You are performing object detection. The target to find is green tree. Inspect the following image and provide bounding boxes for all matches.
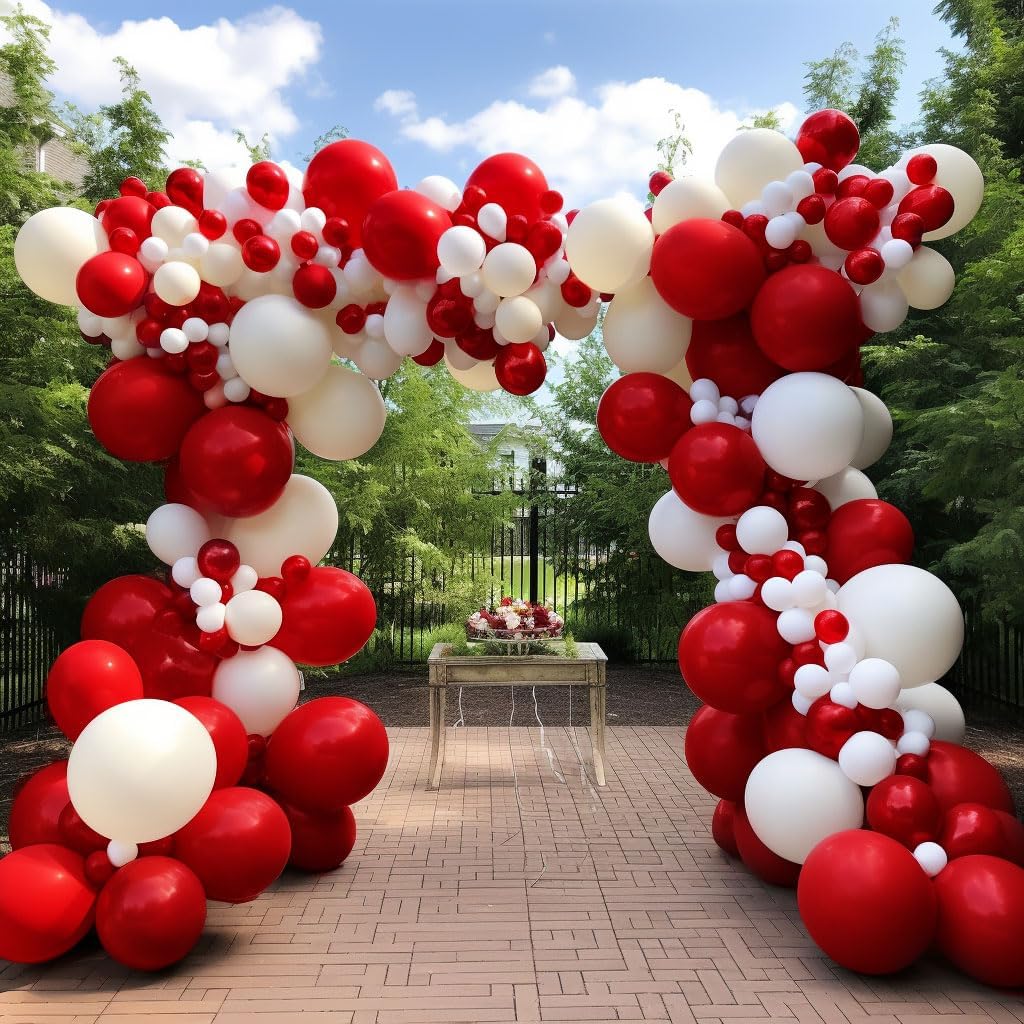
[234,129,271,163]
[303,123,349,162]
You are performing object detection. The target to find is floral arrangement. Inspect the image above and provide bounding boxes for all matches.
[466,597,564,641]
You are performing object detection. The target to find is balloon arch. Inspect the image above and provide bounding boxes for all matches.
[4,110,1022,985]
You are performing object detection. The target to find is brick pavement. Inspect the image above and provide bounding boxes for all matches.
[1,724,1022,1023]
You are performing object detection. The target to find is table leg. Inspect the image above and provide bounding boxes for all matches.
[429,687,447,790]
[590,683,607,787]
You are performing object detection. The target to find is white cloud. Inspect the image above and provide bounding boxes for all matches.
[527,66,575,100]
[374,89,418,120]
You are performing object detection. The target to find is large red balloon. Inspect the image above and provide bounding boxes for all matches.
[81,574,171,649]
[685,315,784,400]
[678,603,789,714]
[760,698,809,753]
[733,806,801,887]
[76,250,148,317]
[924,741,1014,814]
[302,139,398,247]
[933,855,1024,987]
[495,343,546,396]
[750,265,863,372]
[178,406,293,518]
[650,218,764,321]
[865,774,941,849]
[88,358,206,462]
[995,810,1024,867]
[46,639,143,740]
[711,799,739,857]
[174,696,249,789]
[0,844,96,963]
[270,566,377,667]
[596,373,692,463]
[266,696,389,815]
[361,190,452,281]
[939,802,1009,860]
[129,621,218,701]
[824,499,914,585]
[798,830,937,974]
[668,423,766,517]
[684,706,765,802]
[795,110,860,171]
[95,856,207,971]
[464,153,549,222]
[283,802,358,873]
[164,454,216,514]
[8,761,68,850]
[100,195,155,239]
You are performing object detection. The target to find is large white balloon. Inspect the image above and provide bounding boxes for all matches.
[714,129,803,208]
[751,373,865,481]
[212,647,300,736]
[896,682,966,743]
[837,564,965,688]
[146,503,212,565]
[223,474,338,577]
[860,279,909,333]
[603,277,692,373]
[67,699,216,844]
[652,178,731,234]
[15,207,108,306]
[662,357,694,390]
[850,388,893,470]
[564,198,654,293]
[229,295,333,397]
[648,491,731,572]
[907,143,984,240]
[813,466,877,508]
[444,352,500,392]
[898,247,956,310]
[383,285,432,356]
[743,748,865,864]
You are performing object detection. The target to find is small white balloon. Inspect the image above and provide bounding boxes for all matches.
[416,174,461,211]
[437,225,487,276]
[777,608,816,644]
[196,602,227,634]
[794,663,832,700]
[212,647,300,736]
[897,731,931,757]
[171,556,200,589]
[146,503,211,566]
[153,261,201,307]
[791,569,828,608]
[190,576,222,608]
[838,731,896,786]
[106,839,139,867]
[824,642,858,676]
[830,681,858,708]
[152,206,198,245]
[761,576,795,612]
[728,574,757,601]
[914,841,948,878]
[897,246,956,310]
[482,242,536,297]
[477,203,507,241]
[901,708,935,739]
[848,657,902,709]
[736,506,788,555]
[564,198,654,293]
[792,691,814,715]
[444,351,500,392]
[860,279,909,333]
[690,399,719,425]
[225,590,283,646]
[896,683,964,743]
[231,564,259,593]
[495,296,543,344]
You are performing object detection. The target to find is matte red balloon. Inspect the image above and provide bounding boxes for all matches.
[164,454,216,514]
[824,197,880,251]
[733,805,801,887]
[495,342,546,396]
[0,844,96,963]
[81,574,172,650]
[865,774,942,848]
[995,810,1024,867]
[266,696,389,814]
[711,799,739,857]
[933,855,1024,987]
[88,358,206,462]
[750,265,863,372]
[924,741,1014,814]
[939,802,1008,860]
[761,698,810,753]
[685,315,784,399]
[96,856,206,970]
[804,696,860,760]
[271,566,377,667]
[668,423,766,517]
[678,602,789,714]
[361,190,452,281]
[464,153,549,221]
[174,697,249,789]
[283,802,358,873]
[58,801,107,855]
[130,622,218,701]
[76,250,148,317]
[173,787,291,903]
[650,218,764,320]
[100,195,155,239]
[179,406,293,518]
[8,761,68,850]
[798,830,937,974]
[795,110,861,171]
[684,705,765,802]
[596,373,693,463]
[824,499,915,585]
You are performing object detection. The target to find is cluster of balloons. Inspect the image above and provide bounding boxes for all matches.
[580,111,1022,987]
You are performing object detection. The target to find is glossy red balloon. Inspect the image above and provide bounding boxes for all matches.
[924,741,1014,814]
[733,805,801,887]
[292,263,337,308]
[761,698,810,753]
[464,153,549,222]
[678,603,789,714]
[685,315,784,399]
[685,706,765,802]
[495,343,547,396]
[650,218,764,320]
[173,787,291,903]
[88,358,206,462]
[897,184,955,233]
[8,761,68,850]
[179,406,293,518]
[246,160,290,211]
[129,622,218,701]
[824,197,880,251]
[933,855,1024,987]
[668,423,766,517]
[804,696,860,760]
[283,802,358,872]
[0,844,96,963]
[939,802,1009,860]
[823,499,915,585]
[81,574,172,650]
[46,639,143,740]
[164,454,216,514]
[174,697,249,789]
[266,697,389,815]
[865,774,942,848]
[361,190,452,281]
[795,110,861,171]
[712,799,739,857]
[100,195,155,239]
[302,140,398,247]
[596,373,692,463]
[76,250,148,317]
[166,167,204,215]
[95,856,206,970]
[798,830,937,974]
[270,566,377,667]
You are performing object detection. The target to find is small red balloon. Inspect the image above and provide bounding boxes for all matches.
[8,761,68,850]
[824,197,880,251]
[684,705,765,802]
[685,315,784,400]
[761,698,810,753]
[412,337,445,366]
[596,373,693,464]
[711,799,739,857]
[362,189,452,281]
[166,167,204,215]
[668,423,765,517]
[76,251,148,317]
[495,343,546,396]
[283,802,358,873]
[844,247,884,285]
[865,774,942,848]
[824,499,915,585]
[939,802,1009,860]
[174,696,249,789]
[129,622,218,701]
[804,696,859,760]
[795,109,861,171]
[292,263,337,308]
[101,195,155,240]
[246,160,290,210]
[57,802,107,855]
[242,234,280,272]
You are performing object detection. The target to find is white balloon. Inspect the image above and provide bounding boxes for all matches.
[15,207,108,306]
[603,277,692,374]
[444,352,500,392]
[190,576,222,607]
[199,243,244,288]
[838,731,897,786]
[897,731,931,757]
[744,748,864,864]
[564,198,653,293]
[837,564,964,688]
[152,206,198,245]
[848,657,902,709]
[353,336,404,379]
[68,700,216,844]
[791,569,827,608]
[493,296,542,344]
[777,607,816,644]
[212,647,299,736]
[477,202,507,241]
[416,174,461,211]
[554,304,599,341]
[146,503,211,565]
[444,339,477,371]
[735,506,788,555]
[648,491,732,572]
[898,246,956,310]
[850,388,893,470]
[860,279,909,333]
[906,143,984,240]
[794,663,832,700]
[761,576,795,612]
[481,243,536,297]
[813,466,877,509]
[914,841,948,878]
[224,590,282,646]
[896,682,965,743]
[383,285,433,356]
[714,129,803,208]
[437,225,487,276]
[662,357,694,391]
[652,177,730,234]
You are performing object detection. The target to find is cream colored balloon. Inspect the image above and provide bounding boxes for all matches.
[287,363,387,461]
[525,279,562,323]
[353,336,404,379]
[495,296,543,344]
[715,129,803,207]
[897,246,956,310]
[603,277,692,373]
[223,474,339,577]
[564,198,654,293]
[199,242,244,288]
[15,207,108,306]
[662,357,694,390]
[445,352,500,392]
[850,388,893,470]
[151,205,198,245]
[212,647,299,737]
[554,304,599,341]
[153,261,201,306]
[481,243,536,297]
[813,466,878,509]
[224,590,283,646]
[652,177,731,234]
[907,143,984,240]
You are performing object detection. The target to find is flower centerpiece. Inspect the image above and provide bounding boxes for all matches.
[466,597,564,642]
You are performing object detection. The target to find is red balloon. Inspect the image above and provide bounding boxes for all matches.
[46,639,143,740]
[76,250,148,317]
[798,830,937,974]
[824,197,880,251]
[865,775,942,848]
[940,802,1009,860]
[292,263,337,308]
[270,566,377,667]
[995,810,1024,867]
[650,219,765,320]
[668,423,766,517]
[81,574,172,650]
[361,190,452,281]
[750,265,864,372]
[8,761,68,850]
[685,315,784,399]
[247,160,290,211]
[804,697,859,760]
[130,621,218,701]
[711,799,739,857]
[174,697,249,789]
[464,153,549,222]
[88,358,206,462]
[302,139,398,247]
[283,802,357,872]
[678,603,789,714]
[596,373,692,463]
[924,741,1014,814]
[495,342,546,396]
[685,705,765,802]
[178,406,293,518]
[0,845,96,963]
[761,698,810,753]
[824,499,915,585]
[164,454,215,514]
[266,696,389,814]
[795,110,860,171]
[897,184,955,233]
[933,855,1024,987]
[100,195,155,240]
[173,787,291,903]
[733,805,801,887]
[58,802,108,855]
[166,167,204,215]
[95,856,206,970]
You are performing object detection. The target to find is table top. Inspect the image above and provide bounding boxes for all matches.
[427,641,607,665]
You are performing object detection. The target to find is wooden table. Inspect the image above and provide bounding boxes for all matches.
[426,642,608,790]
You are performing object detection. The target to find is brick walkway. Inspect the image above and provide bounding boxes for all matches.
[1,725,1021,1023]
